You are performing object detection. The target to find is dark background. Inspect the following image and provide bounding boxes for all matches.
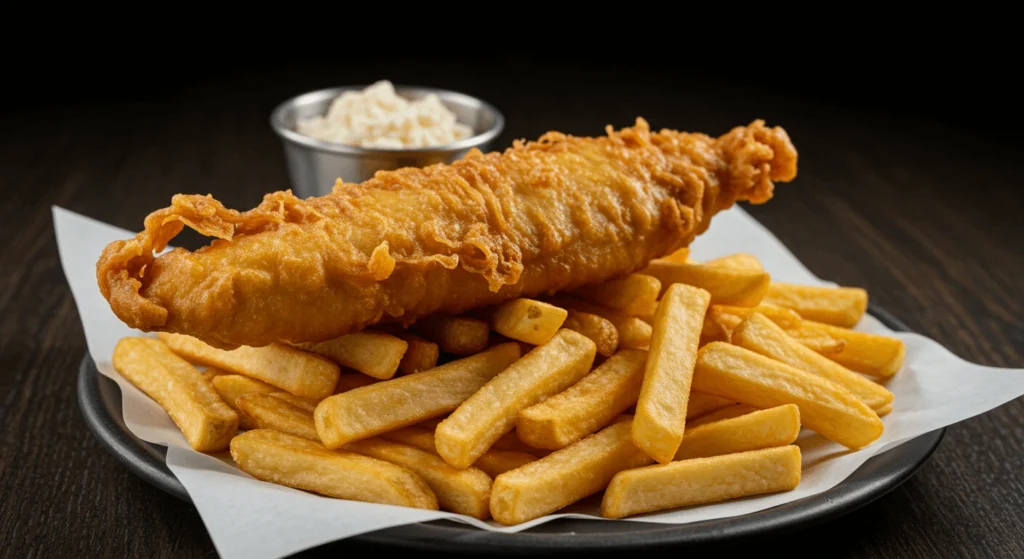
[1,32,1022,558]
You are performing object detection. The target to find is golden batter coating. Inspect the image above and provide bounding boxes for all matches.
[97,118,797,349]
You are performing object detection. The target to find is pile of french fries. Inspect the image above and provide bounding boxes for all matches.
[112,248,906,524]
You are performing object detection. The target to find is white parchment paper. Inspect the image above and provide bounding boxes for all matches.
[54,205,1024,559]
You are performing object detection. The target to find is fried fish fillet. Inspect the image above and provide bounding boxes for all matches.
[97,118,797,349]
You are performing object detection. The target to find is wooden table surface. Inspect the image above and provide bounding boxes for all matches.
[1,64,1021,558]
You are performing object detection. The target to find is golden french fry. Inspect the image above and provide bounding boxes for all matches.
[436,329,596,469]
[642,260,770,307]
[601,445,802,519]
[572,274,662,317]
[660,247,690,264]
[800,320,906,378]
[380,427,537,477]
[712,304,803,330]
[518,349,647,450]
[703,253,764,272]
[211,374,279,430]
[694,343,883,449]
[333,372,381,394]
[395,332,439,375]
[786,327,848,355]
[674,404,801,460]
[634,284,711,463]
[269,391,319,412]
[490,419,653,525]
[414,314,490,356]
[686,392,736,419]
[562,310,619,357]
[113,338,238,452]
[315,343,521,449]
[236,393,318,440]
[764,283,868,328]
[345,438,493,519]
[547,296,652,349]
[876,404,893,417]
[296,331,408,380]
[687,403,759,428]
[158,333,340,400]
[732,313,894,410]
[230,429,438,510]
[491,298,568,345]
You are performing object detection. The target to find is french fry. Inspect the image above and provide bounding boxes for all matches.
[660,246,690,263]
[345,438,493,519]
[800,320,906,378]
[687,403,759,428]
[635,298,658,324]
[395,332,439,375]
[518,349,647,450]
[113,337,238,452]
[436,329,597,468]
[572,274,662,317]
[732,313,894,410]
[642,260,770,307]
[561,310,619,357]
[491,298,568,345]
[674,405,801,460]
[380,427,537,477]
[211,374,279,430]
[701,307,742,343]
[686,392,736,420]
[703,253,764,272]
[333,372,381,394]
[237,393,318,440]
[230,429,438,510]
[601,445,802,519]
[786,327,848,355]
[414,314,490,356]
[490,419,653,525]
[548,296,652,349]
[158,333,340,400]
[693,343,884,449]
[633,284,711,463]
[269,391,319,412]
[712,304,803,330]
[296,331,408,380]
[764,283,868,328]
[876,404,893,417]
[315,343,521,449]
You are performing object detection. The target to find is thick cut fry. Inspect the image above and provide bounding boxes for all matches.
[642,260,770,307]
[333,372,381,393]
[764,283,868,328]
[490,419,653,525]
[315,343,521,448]
[345,438,493,519]
[296,331,407,380]
[518,349,647,450]
[395,332,439,375]
[237,393,318,440]
[414,314,490,356]
[732,313,893,410]
[660,247,690,263]
[381,427,537,477]
[703,253,764,272]
[436,330,596,469]
[547,296,652,349]
[572,274,662,316]
[561,310,619,357]
[686,392,736,419]
[687,403,759,428]
[230,429,438,509]
[269,391,319,412]
[113,337,238,452]
[786,327,848,355]
[674,405,801,460]
[694,343,883,449]
[491,298,568,345]
[713,304,803,330]
[634,284,710,463]
[801,321,906,378]
[211,374,279,430]
[159,333,340,400]
[601,445,802,519]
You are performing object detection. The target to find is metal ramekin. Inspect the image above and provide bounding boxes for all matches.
[270,85,505,197]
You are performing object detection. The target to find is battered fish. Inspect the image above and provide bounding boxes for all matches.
[97,118,797,349]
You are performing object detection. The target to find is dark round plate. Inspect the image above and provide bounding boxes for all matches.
[78,305,944,553]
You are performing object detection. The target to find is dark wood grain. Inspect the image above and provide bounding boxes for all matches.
[1,63,1021,558]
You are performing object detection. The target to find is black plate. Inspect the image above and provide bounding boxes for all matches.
[78,305,944,553]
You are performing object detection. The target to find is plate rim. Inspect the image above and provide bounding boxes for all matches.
[77,304,945,552]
